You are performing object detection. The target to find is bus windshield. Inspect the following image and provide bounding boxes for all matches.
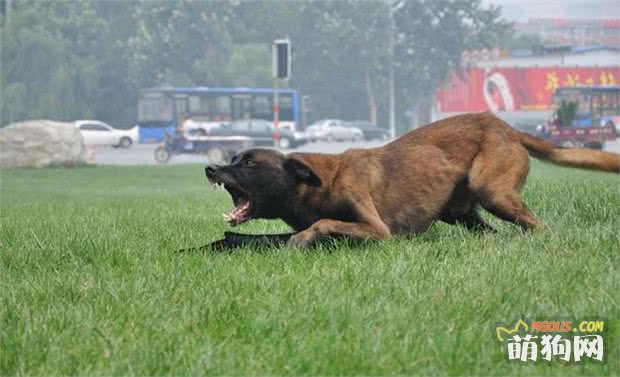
[552,88,591,119]
[553,87,620,122]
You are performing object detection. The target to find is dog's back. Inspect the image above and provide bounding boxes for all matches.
[297,112,619,235]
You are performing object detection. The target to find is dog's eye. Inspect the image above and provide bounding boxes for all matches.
[244,159,256,167]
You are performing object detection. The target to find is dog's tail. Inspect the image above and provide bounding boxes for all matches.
[519,132,620,173]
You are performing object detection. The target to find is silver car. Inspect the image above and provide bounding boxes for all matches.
[306,119,363,142]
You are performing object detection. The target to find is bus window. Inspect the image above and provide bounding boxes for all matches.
[576,94,590,119]
[601,90,620,116]
[188,96,211,119]
[591,93,602,118]
[232,96,251,120]
[280,94,294,121]
[252,95,272,120]
[213,96,232,121]
[138,95,173,122]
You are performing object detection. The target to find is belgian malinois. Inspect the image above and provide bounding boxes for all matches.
[201,112,619,250]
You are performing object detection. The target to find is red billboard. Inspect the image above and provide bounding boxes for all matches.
[436,67,620,113]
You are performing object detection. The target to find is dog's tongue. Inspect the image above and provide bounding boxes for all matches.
[222,200,250,226]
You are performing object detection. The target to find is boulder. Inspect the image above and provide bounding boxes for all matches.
[0,120,86,168]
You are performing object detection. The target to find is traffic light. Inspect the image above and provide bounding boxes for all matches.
[273,39,291,80]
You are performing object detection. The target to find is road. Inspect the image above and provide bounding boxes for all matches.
[94,140,388,166]
[94,139,620,166]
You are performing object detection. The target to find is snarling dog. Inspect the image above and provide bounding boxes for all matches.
[201,112,619,250]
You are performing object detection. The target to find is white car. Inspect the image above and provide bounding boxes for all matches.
[74,120,139,148]
[306,119,363,142]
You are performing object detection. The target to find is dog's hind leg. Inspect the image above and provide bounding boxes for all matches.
[468,145,544,231]
[478,193,543,231]
[444,210,497,233]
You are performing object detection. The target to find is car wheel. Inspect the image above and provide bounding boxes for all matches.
[154,146,170,163]
[279,137,292,149]
[207,146,226,165]
[119,137,133,149]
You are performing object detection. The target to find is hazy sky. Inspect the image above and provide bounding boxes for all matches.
[484,0,620,22]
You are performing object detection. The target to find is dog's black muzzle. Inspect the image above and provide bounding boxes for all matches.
[205,165,222,181]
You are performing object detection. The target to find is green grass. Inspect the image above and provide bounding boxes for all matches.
[1,161,619,376]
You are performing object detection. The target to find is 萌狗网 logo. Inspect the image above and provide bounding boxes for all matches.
[495,319,605,363]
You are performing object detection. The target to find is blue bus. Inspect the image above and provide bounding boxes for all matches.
[137,86,299,143]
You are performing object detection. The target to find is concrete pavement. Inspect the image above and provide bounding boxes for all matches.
[94,139,620,166]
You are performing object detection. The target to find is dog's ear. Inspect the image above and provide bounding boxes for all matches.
[283,158,322,187]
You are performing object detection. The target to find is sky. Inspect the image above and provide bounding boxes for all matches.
[483,0,620,22]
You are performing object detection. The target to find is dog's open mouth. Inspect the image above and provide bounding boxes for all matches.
[220,183,252,226]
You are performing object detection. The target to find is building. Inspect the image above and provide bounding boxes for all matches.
[515,18,620,48]
[434,46,620,129]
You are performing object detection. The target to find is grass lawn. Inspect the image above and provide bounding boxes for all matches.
[1,161,619,376]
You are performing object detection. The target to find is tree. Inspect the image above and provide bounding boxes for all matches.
[1,1,99,123]
[1,0,137,126]
[125,0,235,88]
[1,0,511,132]
[394,0,509,129]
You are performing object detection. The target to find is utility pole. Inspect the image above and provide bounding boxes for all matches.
[273,75,280,130]
[273,39,291,147]
[301,95,310,129]
[388,3,396,139]
[5,0,12,30]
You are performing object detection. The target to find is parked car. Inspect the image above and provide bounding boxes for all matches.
[208,119,308,149]
[182,119,228,137]
[74,120,138,148]
[276,128,309,149]
[344,121,391,141]
[306,119,363,142]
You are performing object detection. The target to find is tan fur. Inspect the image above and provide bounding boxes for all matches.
[284,112,619,246]
[519,132,620,172]
[204,112,619,249]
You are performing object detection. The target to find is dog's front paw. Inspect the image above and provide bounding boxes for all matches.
[286,230,315,248]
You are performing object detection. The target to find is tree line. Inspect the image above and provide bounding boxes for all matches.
[1,0,510,132]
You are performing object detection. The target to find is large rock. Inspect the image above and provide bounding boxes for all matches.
[0,120,86,168]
